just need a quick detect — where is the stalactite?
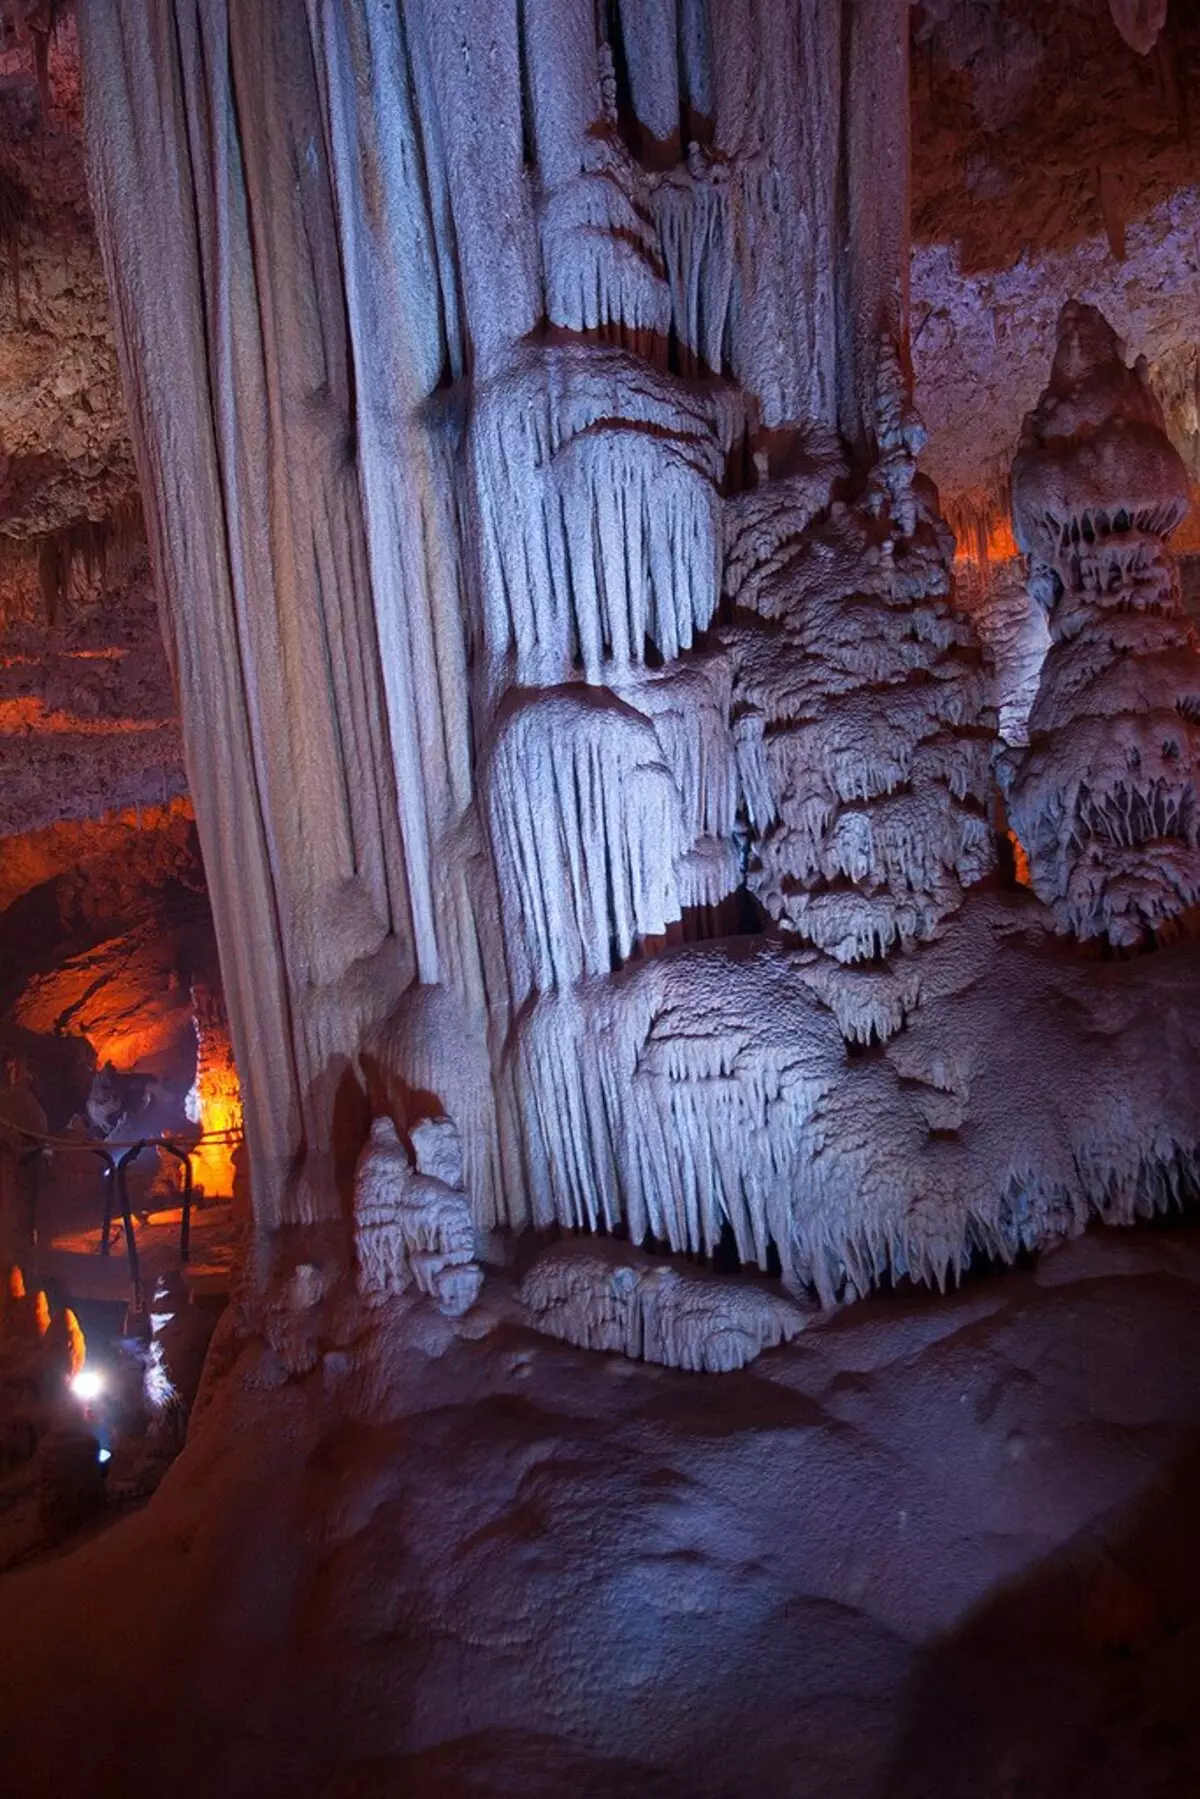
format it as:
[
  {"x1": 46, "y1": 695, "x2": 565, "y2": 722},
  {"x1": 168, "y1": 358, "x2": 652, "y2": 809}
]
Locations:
[
  {"x1": 482, "y1": 686, "x2": 686, "y2": 999},
  {"x1": 620, "y1": 651, "x2": 741, "y2": 872},
  {"x1": 508, "y1": 943, "x2": 836, "y2": 1282},
  {"x1": 940, "y1": 458, "x2": 1018, "y2": 572},
  {"x1": 1006, "y1": 301, "x2": 1200, "y2": 946},
  {"x1": 539, "y1": 156, "x2": 672, "y2": 347},
  {"x1": 31, "y1": 500, "x2": 144, "y2": 626},
  {"x1": 652, "y1": 166, "x2": 734, "y2": 378},
  {"x1": 520, "y1": 1237, "x2": 810, "y2": 1372},
  {"x1": 1108, "y1": 0, "x2": 1168, "y2": 57},
  {"x1": 468, "y1": 345, "x2": 738, "y2": 690},
  {"x1": 510, "y1": 898, "x2": 1200, "y2": 1302}
]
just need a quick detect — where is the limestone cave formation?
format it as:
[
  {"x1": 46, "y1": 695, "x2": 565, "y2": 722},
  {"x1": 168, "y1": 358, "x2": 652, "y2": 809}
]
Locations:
[{"x1": 1, "y1": 4, "x2": 1199, "y2": 1796}]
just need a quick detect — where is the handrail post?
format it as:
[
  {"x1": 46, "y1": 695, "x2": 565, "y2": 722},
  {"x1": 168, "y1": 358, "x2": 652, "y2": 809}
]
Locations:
[
  {"x1": 18, "y1": 1143, "x2": 41, "y2": 1249},
  {"x1": 93, "y1": 1148, "x2": 118, "y2": 1254},
  {"x1": 180, "y1": 1151, "x2": 193, "y2": 1262},
  {"x1": 115, "y1": 1140, "x2": 147, "y2": 1311},
  {"x1": 156, "y1": 1138, "x2": 195, "y2": 1264}
]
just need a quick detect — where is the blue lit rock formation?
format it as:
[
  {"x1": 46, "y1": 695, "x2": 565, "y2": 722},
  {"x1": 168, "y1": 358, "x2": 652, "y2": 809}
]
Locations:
[{"x1": 76, "y1": 3, "x2": 1200, "y2": 1318}]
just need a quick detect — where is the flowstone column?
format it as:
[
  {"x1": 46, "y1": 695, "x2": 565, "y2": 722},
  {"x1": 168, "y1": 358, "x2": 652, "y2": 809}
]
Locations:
[
  {"x1": 1007, "y1": 301, "x2": 1200, "y2": 946},
  {"x1": 80, "y1": 0, "x2": 415, "y2": 1225},
  {"x1": 81, "y1": 0, "x2": 922, "y2": 1269}
]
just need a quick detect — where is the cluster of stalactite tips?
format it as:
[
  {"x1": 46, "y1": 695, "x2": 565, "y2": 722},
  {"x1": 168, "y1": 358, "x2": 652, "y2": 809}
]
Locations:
[{"x1": 79, "y1": 4, "x2": 1200, "y2": 1358}]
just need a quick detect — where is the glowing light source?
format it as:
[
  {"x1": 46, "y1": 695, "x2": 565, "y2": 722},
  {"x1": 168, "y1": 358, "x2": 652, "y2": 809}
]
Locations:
[
  {"x1": 189, "y1": 981, "x2": 242, "y2": 1198},
  {"x1": 97, "y1": 1448, "x2": 112, "y2": 1464},
  {"x1": 70, "y1": 1369, "x2": 104, "y2": 1402},
  {"x1": 955, "y1": 517, "x2": 1017, "y2": 566}
]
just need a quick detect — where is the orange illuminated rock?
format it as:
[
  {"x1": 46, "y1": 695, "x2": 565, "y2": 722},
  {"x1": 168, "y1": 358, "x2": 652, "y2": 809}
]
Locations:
[
  {"x1": 188, "y1": 982, "x2": 242, "y2": 1200},
  {"x1": 43, "y1": 1305, "x2": 86, "y2": 1380},
  {"x1": 0, "y1": 797, "x2": 196, "y2": 913}
]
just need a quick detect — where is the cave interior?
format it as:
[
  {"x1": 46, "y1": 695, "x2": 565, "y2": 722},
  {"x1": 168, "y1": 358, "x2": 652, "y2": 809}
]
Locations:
[{"x1": 1, "y1": 3, "x2": 1200, "y2": 1796}]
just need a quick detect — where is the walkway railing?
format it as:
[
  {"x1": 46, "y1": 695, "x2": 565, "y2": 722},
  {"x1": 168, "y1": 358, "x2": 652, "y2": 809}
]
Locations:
[{"x1": 11, "y1": 1124, "x2": 241, "y2": 1311}]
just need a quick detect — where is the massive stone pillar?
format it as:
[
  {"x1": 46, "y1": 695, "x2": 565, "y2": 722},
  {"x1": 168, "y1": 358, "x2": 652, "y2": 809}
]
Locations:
[
  {"x1": 80, "y1": 1, "x2": 415, "y2": 1226},
  {"x1": 80, "y1": 0, "x2": 914, "y2": 1250}
]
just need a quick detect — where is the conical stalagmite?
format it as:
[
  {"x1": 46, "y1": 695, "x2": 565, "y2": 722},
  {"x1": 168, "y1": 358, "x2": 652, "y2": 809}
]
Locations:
[{"x1": 1007, "y1": 300, "x2": 1200, "y2": 946}]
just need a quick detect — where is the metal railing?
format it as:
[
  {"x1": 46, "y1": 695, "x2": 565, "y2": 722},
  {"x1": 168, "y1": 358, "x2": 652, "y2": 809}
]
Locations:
[{"x1": 9, "y1": 1124, "x2": 241, "y2": 1312}]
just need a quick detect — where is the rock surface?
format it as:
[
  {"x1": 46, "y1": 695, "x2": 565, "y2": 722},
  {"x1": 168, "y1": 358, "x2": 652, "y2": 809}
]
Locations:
[{"x1": 0, "y1": 1224, "x2": 1198, "y2": 1796}]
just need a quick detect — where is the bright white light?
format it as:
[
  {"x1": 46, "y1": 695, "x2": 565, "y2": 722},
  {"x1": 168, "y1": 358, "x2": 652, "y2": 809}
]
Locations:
[
  {"x1": 71, "y1": 1369, "x2": 104, "y2": 1402},
  {"x1": 97, "y1": 1448, "x2": 112, "y2": 1464}
]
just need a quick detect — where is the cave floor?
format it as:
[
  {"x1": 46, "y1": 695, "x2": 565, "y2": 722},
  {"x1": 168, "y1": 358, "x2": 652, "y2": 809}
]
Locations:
[{"x1": 1, "y1": 1223, "x2": 1199, "y2": 1799}]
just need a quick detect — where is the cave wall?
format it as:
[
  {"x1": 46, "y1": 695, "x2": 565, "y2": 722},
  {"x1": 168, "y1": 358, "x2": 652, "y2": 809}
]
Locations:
[
  {"x1": 0, "y1": 14, "x2": 185, "y2": 843},
  {"x1": 0, "y1": 10, "x2": 216, "y2": 1135},
  {"x1": 909, "y1": 0, "x2": 1200, "y2": 552}
]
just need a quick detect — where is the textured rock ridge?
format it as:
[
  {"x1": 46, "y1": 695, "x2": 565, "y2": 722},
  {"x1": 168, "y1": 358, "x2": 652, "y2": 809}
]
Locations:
[{"x1": 520, "y1": 1237, "x2": 810, "y2": 1372}]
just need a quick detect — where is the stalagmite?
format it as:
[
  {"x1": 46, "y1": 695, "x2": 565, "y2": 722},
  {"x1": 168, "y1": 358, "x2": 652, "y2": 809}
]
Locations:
[
  {"x1": 954, "y1": 557, "x2": 1051, "y2": 750},
  {"x1": 366, "y1": 982, "x2": 504, "y2": 1226},
  {"x1": 354, "y1": 1116, "x2": 482, "y2": 1318},
  {"x1": 1007, "y1": 301, "x2": 1200, "y2": 946},
  {"x1": 726, "y1": 347, "x2": 995, "y2": 973}
]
